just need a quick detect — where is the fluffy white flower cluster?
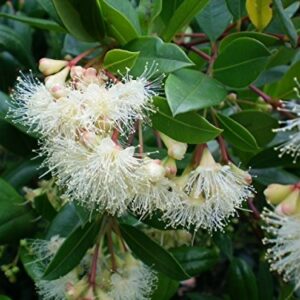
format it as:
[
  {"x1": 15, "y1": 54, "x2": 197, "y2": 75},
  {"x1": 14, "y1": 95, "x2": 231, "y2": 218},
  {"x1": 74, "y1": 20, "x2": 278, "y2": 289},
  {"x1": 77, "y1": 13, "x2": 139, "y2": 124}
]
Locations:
[
  {"x1": 9, "y1": 61, "x2": 253, "y2": 232},
  {"x1": 24, "y1": 235, "x2": 157, "y2": 300},
  {"x1": 262, "y1": 183, "x2": 300, "y2": 289}
]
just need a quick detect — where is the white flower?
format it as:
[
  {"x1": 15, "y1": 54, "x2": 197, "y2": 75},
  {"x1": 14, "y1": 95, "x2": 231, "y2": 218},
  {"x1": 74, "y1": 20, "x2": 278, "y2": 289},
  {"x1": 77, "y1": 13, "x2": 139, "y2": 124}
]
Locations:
[
  {"x1": 274, "y1": 101, "x2": 300, "y2": 163},
  {"x1": 262, "y1": 208, "x2": 300, "y2": 288},
  {"x1": 109, "y1": 254, "x2": 157, "y2": 300},
  {"x1": 41, "y1": 136, "x2": 143, "y2": 215},
  {"x1": 163, "y1": 148, "x2": 254, "y2": 232},
  {"x1": 129, "y1": 159, "x2": 181, "y2": 217}
]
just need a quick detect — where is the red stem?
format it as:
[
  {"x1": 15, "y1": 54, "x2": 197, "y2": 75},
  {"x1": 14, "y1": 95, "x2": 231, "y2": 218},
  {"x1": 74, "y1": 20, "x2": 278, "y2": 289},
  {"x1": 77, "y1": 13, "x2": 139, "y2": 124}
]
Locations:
[
  {"x1": 68, "y1": 47, "x2": 99, "y2": 67},
  {"x1": 247, "y1": 198, "x2": 261, "y2": 220},
  {"x1": 193, "y1": 144, "x2": 206, "y2": 166},
  {"x1": 217, "y1": 135, "x2": 230, "y2": 163},
  {"x1": 89, "y1": 242, "x2": 100, "y2": 290}
]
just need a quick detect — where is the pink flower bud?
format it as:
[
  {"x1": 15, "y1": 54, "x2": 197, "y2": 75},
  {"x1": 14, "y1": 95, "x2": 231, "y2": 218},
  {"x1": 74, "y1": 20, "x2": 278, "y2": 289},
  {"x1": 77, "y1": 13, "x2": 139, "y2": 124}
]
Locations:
[
  {"x1": 39, "y1": 58, "x2": 68, "y2": 76},
  {"x1": 264, "y1": 184, "x2": 293, "y2": 205},
  {"x1": 45, "y1": 66, "x2": 70, "y2": 89}
]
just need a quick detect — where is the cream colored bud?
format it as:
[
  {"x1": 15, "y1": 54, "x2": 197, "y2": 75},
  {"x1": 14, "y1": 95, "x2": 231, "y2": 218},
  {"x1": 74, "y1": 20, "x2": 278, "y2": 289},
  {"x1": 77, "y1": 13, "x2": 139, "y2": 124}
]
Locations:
[
  {"x1": 39, "y1": 58, "x2": 68, "y2": 76},
  {"x1": 45, "y1": 66, "x2": 70, "y2": 89},
  {"x1": 159, "y1": 132, "x2": 187, "y2": 160},
  {"x1": 49, "y1": 83, "x2": 68, "y2": 99},
  {"x1": 95, "y1": 290, "x2": 113, "y2": 300},
  {"x1": 263, "y1": 184, "x2": 293, "y2": 205},
  {"x1": 83, "y1": 67, "x2": 98, "y2": 83},
  {"x1": 198, "y1": 147, "x2": 216, "y2": 168},
  {"x1": 70, "y1": 66, "x2": 84, "y2": 79},
  {"x1": 144, "y1": 160, "x2": 166, "y2": 182},
  {"x1": 163, "y1": 156, "x2": 177, "y2": 178},
  {"x1": 227, "y1": 93, "x2": 237, "y2": 101},
  {"x1": 275, "y1": 189, "x2": 300, "y2": 216}
]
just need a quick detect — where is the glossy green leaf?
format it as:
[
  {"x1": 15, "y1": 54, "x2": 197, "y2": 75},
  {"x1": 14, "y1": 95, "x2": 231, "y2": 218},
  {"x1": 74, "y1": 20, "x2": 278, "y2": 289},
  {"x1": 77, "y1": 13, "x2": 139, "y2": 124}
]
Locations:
[
  {"x1": 34, "y1": 194, "x2": 57, "y2": 221},
  {"x1": 0, "y1": 24, "x2": 34, "y2": 68},
  {"x1": 171, "y1": 246, "x2": 219, "y2": 276},
  {"x1": 120, "y1": 224, "x2": 189, "y2": 280},
  {"x1": 37, "y1": 0, "x2": 63, "y2": 25},
  {"x1": 269, "y1": 60, "x2": 300, "y2": 99},
  {"x1": 100, "y1": 0, "x2": 140, "y2": 45},
  {"x1": 219, "y1": 32, "x2": 281, "y2": 51},
  {"x1": 216, "y1": 113, "x2": 260, "y2": 152},
  {"x1": 162, "y1": 0, "x2": 209, "y2": 42},
  {"x1": 151, "y1": 97, "x2": 222, "y2": 144},
  {"x1": 273, "y1": 0, "x2": 298, "y2": 47},
  {"x1": 231, "y1": 110, "x2": 278, "y2": 146},
  {"x1": 103, "y1": 49, "x2": 139, "y2": 73},
  {"x1": 213, "y1": 37, "x2": 271, "y2": 88},
  {"x1": 246, "y1": 0, "x2": 272, "y2": 31},
  {"x1": 43, "y1": 219, "x2": 100, "y2": 280},
  {"x1": 213, "y1": 232, "x2": 233, "y2": 260},
  {"x1": 165, "y1": 69, "x2": 227, "y2": 115},
  {"x1": 46, "y1": 203, "x2": 81, "y2": 239},
  {"x1": 252, "y1": 168, "x2": 299, "y2": 185},
  {"x1": 258, "y1": 261, "x2": 274, "y2": 300},
  {"x1": 151, "y1": 273, "x2": 179, "y2": 300},
  {"x1": 225, "y1": 0, "x2": 246, "y2": 21},
  {"x1": 196, "y1": 0, "x2": 232, "y2": 42},
  {"x1": 227, "y1": 258, "x2": 259, "y2": 300},
  {"x1": 3, "y1": 159, "x2": 41, "y2": 190},
  {"x1": 53, "y1": 0, "x2": 105, "y2": 42},
  {"x1": 125, "y1": 36, "x2": 193, "y2": 75},
  {"x1": 0, "y1": 178, "x2": 36, "y2": 244},
  {"x1": 0, "y1": 12, "x2": 66, "y2": 32}
]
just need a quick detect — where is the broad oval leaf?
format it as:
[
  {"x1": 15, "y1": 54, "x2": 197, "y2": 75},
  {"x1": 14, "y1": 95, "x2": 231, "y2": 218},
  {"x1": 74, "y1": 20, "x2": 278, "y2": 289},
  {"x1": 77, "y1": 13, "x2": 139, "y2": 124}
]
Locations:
[
  {"x1": 125, "y1": 36, "x2": 194, "y2": 75},
  {"x1": 196, "y1": 0, "x2": 232, "y2": 42},
  {"x1": 151, "y1": 97, "x2": 222, "y2": 144},
  {"x1": 162, "y1": 0, "x2": 209, "y2": 42},
  {"x1": 171, "y1": 246, "x2": 220, "y2": 276},
  {"x1": 231, "y1": 110, "x2": 278, "y2": 147},
  {"x1": 103, "y1": 49, "x2": 139, "y2": 73},
  {"x1": 151, "y1": 273, "x2": 179, "y2": 300},
  {"x1": 43, "y1": 219, "x2": 100, "y2": 280},
  {"x1": 100, "y1": 0, "x2": 140, "y2": 45},
  {"x1": 37, "y1": 0, "x2": 63, "y2": 25},
  {"x1": 53, "y1": 0, "x2": 105, "y2": 42},
  {"x1": 120, "y1": 224, "x2": 189, "y2": 280},
  {"x1": 225, "y1": 0, "x2": 247, "y2": 21},
  {"x1": 216, "y1": 113, "x2": 260, "y2": 152},
  {"x1": 165, "y1": 69, "x2": 227, "y2": 115},
  {"x1": 213, "y1": 37, "x2": 271, "y2": 88},
  {"x1": 246, "y1": 0, "x2": 272, "y2": 31}
]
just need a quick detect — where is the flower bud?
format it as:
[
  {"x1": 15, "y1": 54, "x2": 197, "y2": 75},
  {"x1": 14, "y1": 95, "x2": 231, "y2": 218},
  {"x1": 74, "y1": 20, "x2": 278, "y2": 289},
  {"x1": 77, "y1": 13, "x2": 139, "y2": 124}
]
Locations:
[
  {"x1": 83, "y1": 67, "x2": 98, "y2": 83},
  {"x1": 45, "y1": 66, "x2": 70, "y2": 89},
  {"x1": 144, "y1": 160, "x2": 166, "y2": 182},
  {"x1": 229, "y1": 163, "x2": 252, "y2": 185},
  {"x1": 198, "y1": 147, "x2": 216, "y2": 168},
  {"x1": 70, "y1": 66, "x2": 84, "y2": 79},
  {"x1": 163, "y1": 156, "x2": 177, "y2": 178},
  {"x1": 275, "y1": 189, "x2": 300, "y2": 216},
  {"x1": 159, "y1": 132, "x2": 187, "y2": 160},
  {"x1": 264, "y1": 184, "x2": 293, "y2": 205},
  {"x1": 49, "y1": 83, "x2": 68, "y2": 99},
  {"x1": 39, "y1": 58, "x2": 68, "y2": 76}
]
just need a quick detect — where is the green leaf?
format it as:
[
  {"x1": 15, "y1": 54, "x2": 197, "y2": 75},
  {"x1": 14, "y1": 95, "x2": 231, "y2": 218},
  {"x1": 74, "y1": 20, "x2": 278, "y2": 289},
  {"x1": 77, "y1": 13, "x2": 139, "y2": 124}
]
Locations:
[
  {"x1": 0, "y1": 178, "x2": 36, "y2": 244},
  {"x1": 273, "y1": 0, "x2": 298, "y2": 47},
  {"x1": 225, "y1": 0, "x2": 246, "y2": 21},
  {"x1": 103, "y1": 49, "x2": 139, "y2": 73},
  {"x1": 37, "y1": 0, "x2": 63, "y2": 25},
  {"x1": 43, "y1": 219, "x2": 100, "y2": 280},
  {"x1": 252, "y1": 168, "x2": 299, "y2": 185},
  {"x1": 269, "y1": 60, "x2": 300, "y2": 99},
  {"x1": 3, "y1": 159, "x2": 41, "y2": 190},
  {"x1": 219, "y1": 32, "x2": 281, "y2": 51},
  {"x1": 46, "y1": 203, "x2": 81, "y2": 239},
  {"x1": 151, "y1": 273, "x2": 179, "y2": 300},
  {"x1": 151, "y1": 97, "x2": 222, "y2": 144},
  {"x1": 213, "y1": 37, "x2": 271, "y2": 88},
  {"x1": 258, "y1": 261, "x2": 274, "y2": 300},
  {"x1": 100, "y1": 0, "x2": 140, "y2": 45},
  {"x1": 165, "y1": 69, "x2": 227, "y2": 115},
  {"x1": 196, "y1": 0, "x2": 232, "y2": 42},
  {"x1": 171, "y1": 246, "x2": 219, "y2": 276},
  {"x1": 0, "y1": 24, "x2": 34, "y2": 68},
  {"x1": 0, "y1": 12, "x2": 66, "y2": 32},
  {"x1": 231, "y1": 110, "x2": 278, "y2": 147},
  {"x1": 216, "y1": 113, "x2": 260, "y2": 152},
  {"x1": 246, "y1": 0, "x2": 272, "y2": 31},
  {"x1": 227, "y1": 258, "x2": 259, "y2": 300},
  {"x1": 120, "y1": 224, "x2": 190, "y2": 280},
  {"x1": 53, "y1": 0, "x2": 104, "y2": 42},
  {"x1": 34, "y1": 194, "x2": 57, "y2": 221},
  {"x1": 125, "y1": 36, "x2": 193, "y2": 75},
  {"x1": 0, "y1": 296, "x2": 12, "y2": 300},
  {"x1": 213, "y1": 232, "x2": 233, "y2": 260},
  {"x1": 162, "y1": 0, "x2": 209, "y2": 42}
]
